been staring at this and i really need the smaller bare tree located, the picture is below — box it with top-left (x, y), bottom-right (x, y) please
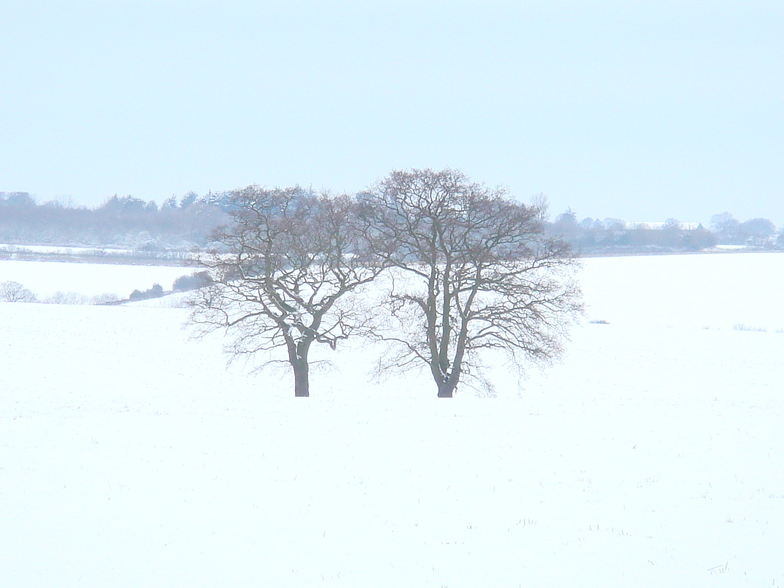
top-left (361, 169), bottom-right (582, 397)
top-left (1, 281), bottom-right (37, 303)
top-left (190, 186), bottom-right (382, 397)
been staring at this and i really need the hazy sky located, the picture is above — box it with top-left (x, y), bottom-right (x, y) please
top-left (1, 1), bottom-right (782, 225)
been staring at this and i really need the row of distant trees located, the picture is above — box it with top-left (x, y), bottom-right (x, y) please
top-left (0, 191), bottom-right (230, 250)
top-left (1, 190), bottom-right (782, 254)
top-left (550, 210), bottom-right (783, 253)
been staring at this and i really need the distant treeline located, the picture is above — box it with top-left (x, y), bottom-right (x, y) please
top-left (549, 216), bottom-right (715, 254)
top-left (1, 190), bottom-right (782, 255)
top-left (549, 210), bottom-right (783, 254)
top-left (0, 191), bottom-right (231, 250)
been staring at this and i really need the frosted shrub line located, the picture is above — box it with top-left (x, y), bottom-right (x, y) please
top-left (732, 323), bottom-right (767, 332)
top-left (0, 281), bottom-right (122, 305)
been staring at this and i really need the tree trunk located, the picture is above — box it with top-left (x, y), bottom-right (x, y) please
top-left (287, 338), bottom-right (312, 397)
top-left (437, 381), bottom-right (455, 398)
top-left (293, 361), bottom-right (310, 397)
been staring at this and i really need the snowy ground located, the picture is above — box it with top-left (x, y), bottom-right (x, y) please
top-left (1, 253), bottom-right (783, 587)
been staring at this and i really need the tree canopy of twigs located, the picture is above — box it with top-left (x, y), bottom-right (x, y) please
top-left (359, 169), bottom-right (583, 397)
top-left (190, 186), bottom-right (383, 397)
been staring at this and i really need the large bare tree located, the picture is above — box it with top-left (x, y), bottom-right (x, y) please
top-left (360, 169), bottom-right (582, 397)
top-left (190, 186), bottom-right (382, 397)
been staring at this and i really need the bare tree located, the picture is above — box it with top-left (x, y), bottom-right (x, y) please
top-left (0, 281), bottom-right (37, 303)
top-left (190, 186), bottom-right (382, 397)
top-left (360, 169), bottom-right (582, 398)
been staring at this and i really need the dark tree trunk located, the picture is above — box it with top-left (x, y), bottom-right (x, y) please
top-left (437, 381), bottom-right (455, 398)
top-left (435, 326), bottom-right (468, 398)
top-left (293, 362), bottom-right (310, 397)
top-left (287, 338), bottom-right (312, 397)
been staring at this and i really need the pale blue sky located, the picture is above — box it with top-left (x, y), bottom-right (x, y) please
top-left (1, 1), bottom-right (782, 225)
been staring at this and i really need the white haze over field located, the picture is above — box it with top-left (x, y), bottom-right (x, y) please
top-left (1, 253), bottom-right (783, 586)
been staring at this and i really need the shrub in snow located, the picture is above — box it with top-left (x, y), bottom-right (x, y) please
top-left (91, 293), bottom-right (121, 305)
top-left (43, 291), bottom-right (90, 305)
top-left (173, 271), bottom-right (213, 292)
top-left (129, 284), bottom-right (165, 301)
top-left (732, 323), bottom-right (767, 332)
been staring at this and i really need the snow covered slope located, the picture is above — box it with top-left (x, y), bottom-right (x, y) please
top-left (1, 253), bottom-right (782, 587)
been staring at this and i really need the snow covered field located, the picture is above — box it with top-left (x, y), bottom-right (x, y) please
top-left (1, 253), bottom-right (783, 587)
top-left (0, 259), bottom-right (191, 300)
